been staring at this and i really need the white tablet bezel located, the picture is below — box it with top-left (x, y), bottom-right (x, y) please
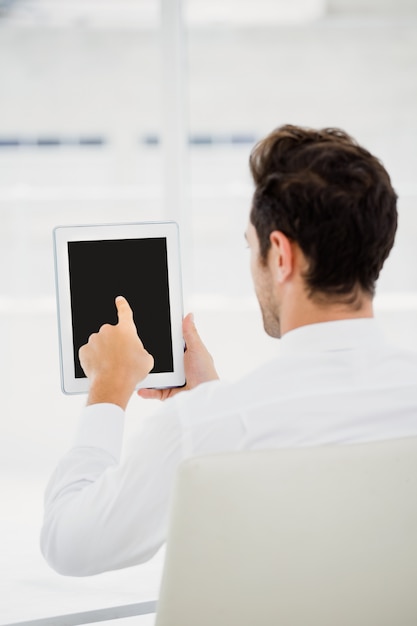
top-left (53, 221), bottom-right (185, 395)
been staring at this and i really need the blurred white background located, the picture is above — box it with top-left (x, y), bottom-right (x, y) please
top-left (0, 0), bottom-right (417, 623)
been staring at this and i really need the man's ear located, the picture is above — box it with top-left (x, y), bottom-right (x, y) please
top-left (269, 231), bottom-right (294, 283)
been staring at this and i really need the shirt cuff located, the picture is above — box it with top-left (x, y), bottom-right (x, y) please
top-left (73, 403), bottom-right (125, 462)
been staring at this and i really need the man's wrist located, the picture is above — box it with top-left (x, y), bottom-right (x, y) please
top-left (87, 377), bottom-right (136, 410)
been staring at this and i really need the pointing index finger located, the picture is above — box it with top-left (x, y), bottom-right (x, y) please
top-left (115, 295), bottom-right (134, 323)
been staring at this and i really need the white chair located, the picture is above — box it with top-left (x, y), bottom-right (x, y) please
top-left (155, 438), bottom-right (417, 626)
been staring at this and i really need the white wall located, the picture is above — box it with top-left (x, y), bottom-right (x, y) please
top-left (1, 16), bottom-right (417, 141)
top-left (328, 0), bottom-right (417, 14)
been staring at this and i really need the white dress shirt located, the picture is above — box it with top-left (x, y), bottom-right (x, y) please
top-left (41, 319), bottom-right (417, 576)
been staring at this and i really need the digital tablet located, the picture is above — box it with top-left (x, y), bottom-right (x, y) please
top-left (53, 221), bottom-right (185, 395)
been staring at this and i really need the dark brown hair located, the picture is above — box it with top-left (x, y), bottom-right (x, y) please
top-left (250, 124), bottom-right (397, 300)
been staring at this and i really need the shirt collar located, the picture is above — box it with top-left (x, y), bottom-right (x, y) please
top-left (278, 318), bottom-right (384, 355)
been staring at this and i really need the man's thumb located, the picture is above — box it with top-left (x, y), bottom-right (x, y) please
top-left (182, 313), bottom-right (203, 351)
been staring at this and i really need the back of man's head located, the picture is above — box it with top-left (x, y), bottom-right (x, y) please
top-left (249, 125), bottom-right (398, 302)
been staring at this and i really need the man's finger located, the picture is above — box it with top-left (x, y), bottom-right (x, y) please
top-left (115, 295), bottom-right (134, 324)
top-left (137, 388), bottom-right (164, 400)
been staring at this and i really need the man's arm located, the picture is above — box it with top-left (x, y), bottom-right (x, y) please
top-left (41, 296), bottom-right (219, 575)
top-left (41, 405), bottom-right (183, 576)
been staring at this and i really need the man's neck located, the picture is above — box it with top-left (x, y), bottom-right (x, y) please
top-left (280, 290), bottom-right (374, 336)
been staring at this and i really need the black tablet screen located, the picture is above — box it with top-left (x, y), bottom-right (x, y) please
top-left (68, 238), bottom-right (173, 379)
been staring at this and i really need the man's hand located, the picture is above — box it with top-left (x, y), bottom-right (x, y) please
top-left (79, 296), bottom-right (154, 410)
top-left (137, 313), bottom-right (219, 401)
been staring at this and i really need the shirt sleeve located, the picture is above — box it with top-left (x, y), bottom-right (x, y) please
top-left (40, 401), bottom-right (183, 577)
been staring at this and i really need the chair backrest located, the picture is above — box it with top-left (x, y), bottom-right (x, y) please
top-left (155, 438), bottom-right (417, 626)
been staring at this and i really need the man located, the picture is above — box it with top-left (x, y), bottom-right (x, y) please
top-left (41, 124), bottom-right (417, 576)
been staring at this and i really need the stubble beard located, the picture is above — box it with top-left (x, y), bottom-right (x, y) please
top-left (259, 302), bottom-right (281, 339)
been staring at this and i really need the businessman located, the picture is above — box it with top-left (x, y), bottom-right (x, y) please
top-left (41, 124), bottom-right (417, 576)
